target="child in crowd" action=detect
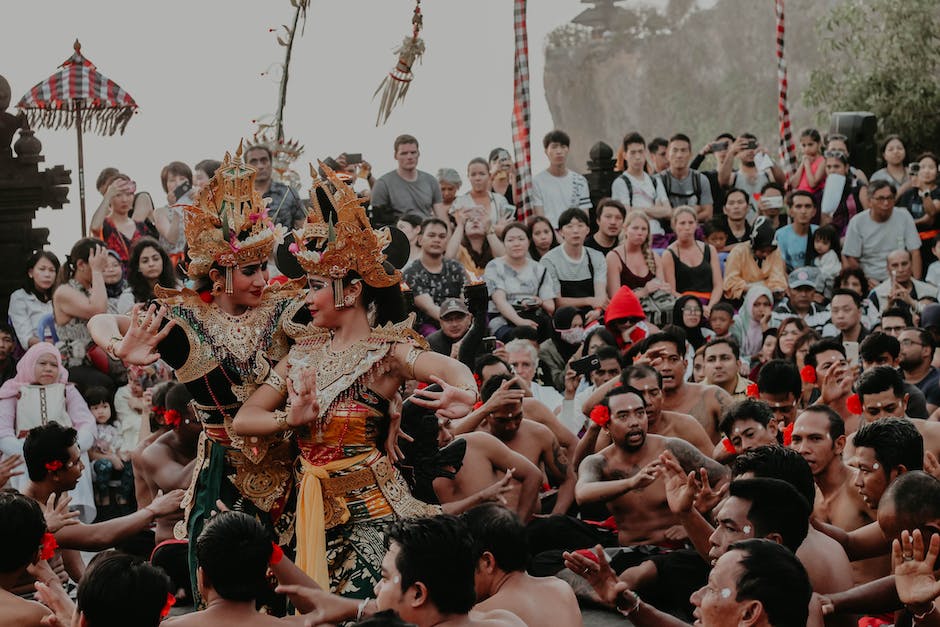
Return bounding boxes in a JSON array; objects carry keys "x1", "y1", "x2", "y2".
[
  {"x1": 84, "y1": 386, "x2": 134, "y2": 508},
  {"x1": 708, "y1": 302, "x2": 735, "y2": 339},
  {"x1": 926, "y1": 233, "x2": 940, "y2": 287},
  {"x1": 703, "y1": 218, "x2": 727, "y2": 251},
  {"x1": 790, "y1": 127, "x2": 826, "y2": 195},
  {"x1": 812, "y1": 224, "x2": 841, "y2": 297}
]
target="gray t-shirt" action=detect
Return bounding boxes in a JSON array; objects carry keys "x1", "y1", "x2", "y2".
[
  {"x1": 842, "y1": 209, "x2": 920, "y2": 283},
  {"x1": 658, "y1": 170, "x2": 713, "y2": 208},
  {"x1": 540, "y1": 245, "x2": 607, "y2": 296},
  {"x1": 370, "y1": 170, "x2": 443, "y2": 226}
]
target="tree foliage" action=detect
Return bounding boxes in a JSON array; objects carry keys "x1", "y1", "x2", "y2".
[{"x1": 804, "y1": 0, "x2": 940, "y2": 156}]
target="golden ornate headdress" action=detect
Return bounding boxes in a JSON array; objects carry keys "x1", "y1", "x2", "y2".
[
  {"x1": 289, "y1": 160, "x2": 400, "y2": 307},
  {"x1": 185, "y1": 141, "x2": 286, "y2": 291}
]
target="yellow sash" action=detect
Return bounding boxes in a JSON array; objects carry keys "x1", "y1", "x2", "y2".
[{"x1": 296, "y1": 452, "x2": 373, "y2": 590}]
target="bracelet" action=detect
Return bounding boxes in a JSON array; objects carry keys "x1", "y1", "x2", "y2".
[
  {"x1": 106, "y1": 336, "x2": 123, "y2": 359},
  {"x1": 457, "y1": 383, "x2": 481, "y2": 403},
  {"x1": 273, "y1": 409, "x2": 289, "y2": 430},
  {"x1": 615, "y1": 589, "x2": 641, "y2": 617},
  {"x1": 357, "y1": 597, "x2": 372, "y2": 622},
  {"x1": 912, "y1": 603, "x2": 939, "y2": 622}
]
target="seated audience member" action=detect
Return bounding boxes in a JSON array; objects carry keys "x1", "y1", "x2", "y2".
[
  {"x1": 504, "y1": 339, "x2": 563, "y2": 413},
  {"x1": 153, "y1": 160, "x2": 194, "y2": 265},
  {"x1": 703, "y1": 337, "x2": 753, "y2": 401},
  {"x1": 0, "y1": 323, "x2": 17, "y2": 385},
  {"x1": 560, "y1": 345, "x2": 623, "y2": 436},
  {"x1": 191, "y1": 159, "x2": 221, "y2": 197},
  {"x1": 843, "y1": 180, "x2": 921, "y2": 284},
  {"x1": 927, "y1": 234, "x2": 940, "y2": 287},
  {"x1": 898, "y1": 327, "x2": 940, "y2": 411},
  {"x1": 731, "y1": 285, "x2": 774, "y2": 368},
  {"x1": 714, "y1": 188, "x2": 753, "y2": 251},
  {"x1": 869, "y1": 249, "x2": 935, "y2": 316},
  {"x1": 775, "y1": 190, "x2": 818, "y2": 272},
  {"x1": 539, "y1": 307, "x2": 585, "y2": 392},
  {"x1": 426, "y1": 298, "x2": 472, "y2": 358},
  {"x1": 830, "y1": 288, "x2": 868, "y2": 344},
  {"x1": 0, "y1": 492, "x2": 52, "y2": 625},
  {"x1": 770, "y1": 267, "x2": 833, "y2": 334},
  {"x1": 102, "y1": 249, "x2": 134, "y2": 315},
  {"x1": 445, "y1": 207, "x2": 506, "y2": 279},
  {"x1": 528, "y1": 216, "x2": 559, "y2": 262},
  {"x1": 722, "y1": 217, "x2": 787, "y2": 303},
  {"x1": 587, "y1": 198, "x2": 626, "y2": 256},
  {"x1": 702, "y1": 217, "x2": 728, "y2": 252},
  {"x1": 84, "y1": 385, "x2": 134, "y2": 509},
  {"x1": 478, "y1": 375, "x2": 575, "y2": 515},
  {"x1": 8, "y1": 250, "x2": 59, "y2": 349},
  {"x1": 484, "y1": 222, "x2": 556, "y2": 342},
  {"x1": 604, "y1": 286, "x2": 655, "y2": 355},
  {"x1": 719, "y1": 399, "x2": 781, "y2": 454},
  {"x1": 834, "y1": 267, "x2": 881, "y2": 331},
  {"x1": 708, "y1": 301, "x2": 734, "y2": 340},
  {"x1": 436, "y1": 167, "x2": 460, "y2": 216},
  {"x1": 772, "y1": 317, "x2": 809, "y2": 364},
  {"x1": 859, "y1": 331, "x2": 929, "y2": 419},
  {"x1": 878, "y1": 307, "x2": 912, "y2": 337},
  {"x1": 540, "y1": 208, "x2": 608, "y2": 322},
  {"x1": 661, "y1": 207, "x2": 723, "y2": 317},
  {"x1": 819, "y1": 149, "x2": 867, "y2": 237},
  {"x1": 671, "y1": 296, "x2": 715, "y2": 359},
  {"x1": 719, "y1": 133, "x2": 786, "y2": 209},
  {"x1": 811, "y1": 225, "x2": 841, "y2": 297},
  {"x1": 402, "y1": 218, "x2": 467, "y2": 334},
  {"x1": 126, "y1": 237, "x2": 178, "y2": 305},
  {"x1": 450, "y1": 158, "x2": 515, "y2": 232},
  {"x1": 463, "y1": 504, "x2": 581, "y2": 626}
]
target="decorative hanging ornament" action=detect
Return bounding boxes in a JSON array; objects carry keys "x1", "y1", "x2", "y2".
[{"x1": 373, "y1": 0, "x2": 424, "y2": 126}]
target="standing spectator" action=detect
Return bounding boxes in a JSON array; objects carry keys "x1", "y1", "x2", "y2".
[
  {"x1": 606, "y1": 210, "x2": 673, "y2": 326},
  {"x1": 90, "y1": 173, "x2": 153, "y2": 267},
  {"x1": 451, "y1": 158, "x2": 514, "y2": 234},
  {"x1": 396, "y1": 212, "x2": 424, "y2": 269},
  {"x1": 484, "y1": 222, "x2": 556, "y2": 341},
  {"x1": 819, "y1": 150, "x2": 866, "y2": 237},
  {"x1": 870, "y1": 135, "x2": 912, "y2": 196},
  {"x1": 370, "y1": 134, "x2": 444, "y2": 226},
  {"x1": 531, "y1": 129, "x2": 592, "y2": 228},
  {"x1": 611, "y1": 132, "x2": 671, "y2": 241},
  {"x1": 775, "y1": 190, "x2": 818, "y2": 272},
  {"x1": 436, "y1": 167, "x2": 462, "y2": 217},
  {"x1": 488, "y1": 147, "x2": 516, "y2": 206},
  {"x1": 896, "y1": 152, "x2": 940, "y2": 266},
  {"x1": 868, "y1": 249, "x2": 935, "y2": 316},
  {"x1": 528, "y1": 216, "x2": 558, "y2": 261},
  {"x1": 191, "y1": 158, "x2": 221, "y2": 197},
  {"x1": 539, "y1": 208, "x2": 607, "y2": 322},
  {"x1": 843, "y1": 180, "x2": 922, "y2": 284},
  {"x1": 153, "y1": 161, "x2": 193, "y2": 268},
  {"x1": 585, "y1": 198, "x2": 625, "y2": 256},
  {"x1": 101, "y1": 250, "x2": 133, "y2": 315},
  {"x1": 0, "y1": 323, "x2": 16, "y2": 385},
  {"x1": 722, "y1": 216, "x2": 788, "y2": 303},
  {"x1": 52, "y1": 239, "x2": 114, "y2": 392},
  {"x1": 691, "y1": 132, "x2": 735, "y2": 217},
  {"x1": 658, "y1": 133, "x2": 714, "y2": 221},
  {"x1": 244, "y1": 144, "x2": 304, "y2": 231},
  {"x1": 788, "y1": 128, "x2": 826, "y2": 196},
  {"x1": 648, "y1": 136, "x2": 669, "y2": 173},
  {"x1": 770, "y1": 267, "x2": 833, "y2": 334},
  {"x1": 402, "y1": 218, "x2": 467, "y2": 333},
  {"x1": 898, "y1": 327, "x2": 940, "y2": 410},
  {"x1": 661, "y1": 206, "x2": 723, "y2": 317},
  {"x1": 126, "y1": 238, "x2": 178, "y2": 305},
  {"x1": 8, "y1": 250, "x2": 59, "y2": 349},
  {"x1": 446, "y1": 207, "x2": 505, "y2": 279}
]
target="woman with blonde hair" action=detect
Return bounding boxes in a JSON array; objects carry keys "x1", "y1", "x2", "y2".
[
  {"x1": 661, "y1": 206, "x2": 723, "y2": 318},
  {"x1": 606, "y1": 210, "x2": 674, "y2": 325}
]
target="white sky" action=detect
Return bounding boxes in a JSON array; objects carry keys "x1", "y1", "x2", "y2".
[{"x1": 4, "y1": 0, "x2": 588, "y2": 256}]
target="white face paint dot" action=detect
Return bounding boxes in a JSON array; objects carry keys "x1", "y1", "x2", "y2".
[
  {"x1": 742, "y1": 525, "x2": 752, "y2": 535},
  {"x1": 873, "y1": 462, "x2": 880, "y2": 470},
  {"x1": 721, "y1": 588, "x2": 732, "y2": 599},
  {"x1": 392, "y1": 575, "x2": 401, "y2": 584}
]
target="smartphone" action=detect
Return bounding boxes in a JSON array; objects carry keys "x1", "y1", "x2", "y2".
[
  {"x1": 345, "y1": 153, "x2": 363, "y2": 165},
  {"x1": 571, "y1": 354, "x2": 601, "y2": 376},
  {"x1": 909, "y1": 163, "x2": 921, "y2": 175},
  {"x1": 745, "y1": 139, "x2": 758, "y2": 150},
  {"x1": 482, "y1": 336, "x2": 497, "y2": 353},
  {"x1": 710, "y1": 141, "x2": 729, "y2": 152},
  {"x1": 843, "y1": 341, "x2": 859, "y2": 365},
  {"x1": 173, "y1": 180, "x2": 192, "y2": 201}
]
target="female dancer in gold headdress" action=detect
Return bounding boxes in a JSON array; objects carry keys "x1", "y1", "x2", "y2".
[
  {"x1": 88, "y1": 144, "x2": 303, "y2": 595},
  {"x1": 233, "y1": 163, "x2": 477, "y2": 598}
]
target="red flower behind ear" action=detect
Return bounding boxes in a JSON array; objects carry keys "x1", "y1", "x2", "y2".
[
  {"x1": 44, "y1": 460, "x2": 63, "y2": 472},
  {"x1": 39, "y1": 533, "x2": 58, "y2": 560},
  {"x1": 589, "y1": 405, "x2": 610, "y2": 427},
  {"x1": 269, "y1": 542, "x2": 284, "y2": 566},
  {"x1": 721, "y1": 437, "x2": 736, "y2": 454},
  {"x1": 160, "y1": 593, "x2": 176, "y2": 618},
  {"x1": 472, "y1": 401, "x2": 483, "y2": 410},
  {"x1": 800, "y1": 365, "x2": 817, "y2": 384},
  {"x1": 473, "y1": 373, "x2": 482, "y2": 389},
  {"x1": 746, "y1": 383, "x2": 759, "y2": 398},
  {"x1": 162, "y1": 409, "x2": 181, "y2": 429},
  {"x1": 847, "y1": 394, "x2": 863, "y2": 415},
  {"x1": 782, "y1": 422, "x2": 795, "y2": 447},
  {"x1": 198, "y1": 290, "x2": 214, "y2": 304}
]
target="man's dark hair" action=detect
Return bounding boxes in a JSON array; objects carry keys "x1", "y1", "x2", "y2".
[
  {"x1": 799, "y1": 404, "x2": 846, "y2": 442},
  {"x1": 728, "y1": 478, "x2": 810, "y2": 553},
  {"x1": 668, "y1": 133, "x2": 692, "y2": 147},
  {"x1": 731, "y1": 446, "x2": 815, "y2": 507},
  {"x1": 789, "y1": 190, "x2": 816, "y2": 207},
  {"x1": 704, "y1": 336, "x2": 741, "y2": 360},
  {"x1": 508, "y1": 325, "x2": 539, "y2": 344},
  {"x1": 0, "y1": 491, "x2": 46, "y2": 573},
  {"x1": 869, "y1": 179, "x2": 897, "y2": 197},
  {"x1": 881, "y1": 307, "x2": 914, "y2": 328},
  {"x1": 726, "y1": 539, "x2": 812, "y2": 627},
  {"x1": 622, "y1": 132, "x2": 646, "y2": 150},
  {"x1": 756, "y1": 360, "x2": 801, "y2": 399},
  {"x1": 394, "y1": 134, "x2": 420, "y2": 152},
  {"x1": 543, "y1": 129, "x2": 571, "y2": 149},
  {"x1": 557, "y1": 208, "x2": 590, "y2": 229},
  {"x1": 23, "y1": 422, "x2": 76, "y2": 481},
  {"x1": 244, "y1": 144, "x2": 273, "y2": 161},
  {"x1": 711, "y1": 301, "x2": 736, "y2": 318},
  {"x1": 831, "y1": 288, "x2": 861, "y2": 309},
  {"x1": 473, "y1": 354, "x2": 510, "y2": 379},
  {"x1": 77, "y1": 551, "x2": 172, "y2": 627},
  {"x1": 195, "y1": 511, "x2": 274, "y2": 602},
  {"x1": 194, "y1": 159, "x2": 221, "y2": 179},
  {"x1": 856, "y1": 365, "x2": 906, "y2": 402},
  {"x1": 481, "y1": 374, "x2": 521, "y2": 403},
  {"x1": 602, "y1": 384, "x2": 647, "y2": 409},
  {"x1": 881, "y1": 471, "x2": 940, "y2": 532},
  {"x1": 644, "y1": 331, "x2": 686, "y2": 358},
  {"x1": 853, "y1": 418, "x2": 923, "y2": 477},
  {"x1": 594, "y1": 345, "x2": 621, "y2": 365},
  {"x1": 760, "y1": 181, "x2": 785, "y2": 197},
  {"x1": 461, "y1": 504, "x2": 527, "y2": 573},
  {"x1": 622, "y1": 363, "x2": 663, "y2": 388},
  {"x1": 596, "y1": 198, "x2": 627, "y2": 219},
  {"x1": 386, "y1": 515, "x2": 476, "y2": 615},
  {"x1": 904, "y1": 327, "x2": 935, "y2": 351},
  {"x1": 860, "y1": 332, "x2": 901, "y2": 362},
  {"x1": 804, "y1": 338, "x2": 845, "y2": 369},
  {"x1": 719, "y1": 399, "x2": 776, "y2": 437},
  {"x1": 648, "y1": 137, "x2": 668, "y2": 154},
  {"x1": 419, "y1": 217, "x2": 449, "y2": 236}
]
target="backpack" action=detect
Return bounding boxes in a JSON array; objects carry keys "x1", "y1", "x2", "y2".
[
  {"x1": 618, "y1": 171, "x2": 658, "y2": 206},
  {"x1": 658, "y1": 170, "x2": 702, "y2": 207}
]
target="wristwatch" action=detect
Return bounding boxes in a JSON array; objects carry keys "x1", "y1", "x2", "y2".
[{"x1": 921, "y1": 189, "x2": 931, "y2": 199}]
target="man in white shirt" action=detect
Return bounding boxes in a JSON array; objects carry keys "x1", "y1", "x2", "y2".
[
  {"x1": 610, "y1": 132, "x2": 671, "y2": 238},
  {"x1": 505, "y1": 339, "x2": 563, "y2": 414},
  {"x1": 531, "y1": 129, "x2": 592, "y2": 228}
]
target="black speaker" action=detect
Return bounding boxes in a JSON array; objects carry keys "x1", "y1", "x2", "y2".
[{"x1": 829, "y1": 112, "x2": 878, "y2": 176}]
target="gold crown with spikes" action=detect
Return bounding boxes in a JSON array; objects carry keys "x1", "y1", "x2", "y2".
[
  {"x1": 185, "y1": 141, "x2": 286, "y2": 282},
  {"x1": 290, "y1": 160, "x2": 400, "y2": 301}
]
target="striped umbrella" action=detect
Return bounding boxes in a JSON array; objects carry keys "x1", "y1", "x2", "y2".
[
  {"x1": 17, "y1": 39, "x2": 138, "y2": 235},
  {"x1": 511, "y1": 0, "x2": 534, "y2": 223}
]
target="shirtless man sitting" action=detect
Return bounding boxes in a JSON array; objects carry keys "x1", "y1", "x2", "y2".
[
  {"x1": 576, "y1": 386, "x2": 727, "y2": 548},
  {"x1": 789, "y1": 405, "x2": 887, "y2": 585},
  {"x1": 477, "y1": 375, "x2": 576, "y2": 515},
  {"x1": 0, "y1": 492, "x2": 51, "y2": 626},
  {"x1": 463, "y1": 504, "x2": 582, "y2": 626},
  {"x1": 638, "y1": 332, "x2": 733, "y2": 442},
  {"x1": 575, "y1": 364, "x2": 713, "y2": 470}
]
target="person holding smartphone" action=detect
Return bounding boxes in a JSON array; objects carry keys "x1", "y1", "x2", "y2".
[
  {"x1": 451, "y1": 157, "x2": 516, "y2": 237},
  {"x1": 153, "y1": 161, "x2": 194, "y2": 268},
  {"x1": 717, "y1": 133, "x2": 786, "y2": 220}
]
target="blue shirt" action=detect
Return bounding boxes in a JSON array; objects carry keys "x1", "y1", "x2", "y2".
[{"x1": 775, "y1": 224, "x2": 817, "y2": 272}]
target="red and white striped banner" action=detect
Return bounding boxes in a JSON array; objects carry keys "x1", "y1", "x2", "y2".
[
  {"x1": 775, "y1": 0, "x2": 797, "y2": 182},
  {"x1": 511, "y1": 0, "x2": 534, "y2": 222}
]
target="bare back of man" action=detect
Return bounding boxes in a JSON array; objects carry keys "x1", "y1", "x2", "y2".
[
  {"x1": 164, "y1": 607, "x2": 302, "y2": 627},
  {"x1": 795, "y1": 528, "x2": 857, "y2": 627},
  {"x1": 0, "y1": 589, "x2": 49, "y2": 627},
  {"x1": 474, "y1": 572, "x2": 582, "y2": 627},
  {"x1": 138, "y1": 431, "x2": 196, "y2": 543},
  {"x1": 664, "y1": 382, "x2": 730, "y2": 444}
]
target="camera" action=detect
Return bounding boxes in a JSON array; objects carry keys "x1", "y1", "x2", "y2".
[{"x1": 710, "y1": 141, "x2": 729, "y2": 152}]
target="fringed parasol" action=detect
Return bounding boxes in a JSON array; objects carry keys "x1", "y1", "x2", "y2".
[
  {"x1": 17, "y1": 39, "x2": 138, "y2": 235},
  {"x1": 373, "y1": 0, "x2": 425, "y2": 126}
]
